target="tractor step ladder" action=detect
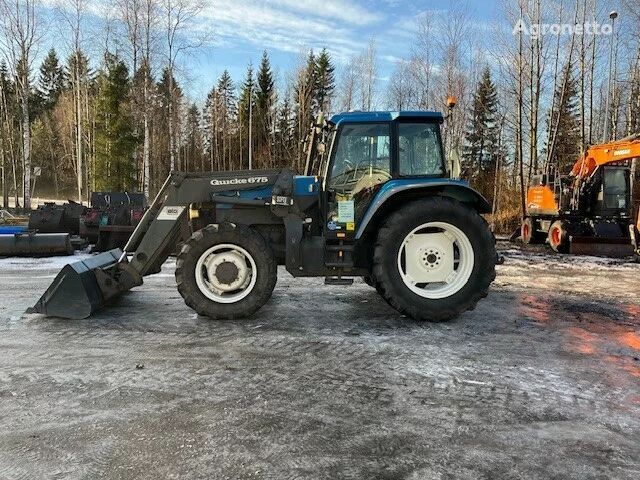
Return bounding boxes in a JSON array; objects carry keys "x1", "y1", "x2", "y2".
[
  {"x1": 324, "y1": 277, "x2": 354, "y2": 286},
  {"x1": 324, "y1": 241, "x2": 354, "y2": 285}
]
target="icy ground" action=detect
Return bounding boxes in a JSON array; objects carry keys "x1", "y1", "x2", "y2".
[{"x1": 0, "y1": 243, "x2": 639, "y2": 479}]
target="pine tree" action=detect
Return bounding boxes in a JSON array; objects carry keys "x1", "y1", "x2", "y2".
[
  {"x1": 547, "y1": 68, "x2": 581, "y2": 174},
  {"x1": 276, "y1": 91, "x2": 294, "y2": 166},
  {"x1": 463, "y1": 67, "x2": 499, "y2": 200},
  {"x1": 156, "y1": 68, "x2": 183, "y2": 173},
  {"x1": 203, "y1": 84, "x2": 219, "y2": 169},
  {"x1": 94, "y1": 53, "x2": 138, "y2": 191},
  {"x1": 182, "y1": 103, "x2": 203, "y2": 171},
  {"x1": 256, "y1": 51, "x2": 275, "y2": 163},
  {"x1": 37, "y1": 49, "x2": 66, "y2": 113},
  {"x1": 217, "y1": 70, "x2": 236, "y2": 170},
  {"x1": 314, "y1": 48, "x2": 335, "y2": 113},
  {"x1": 237, "y1": 63, "x2": 255, "y2": 169}
]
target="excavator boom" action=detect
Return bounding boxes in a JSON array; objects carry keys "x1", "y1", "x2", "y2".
[{"x1": 571, "y1": 135, "x2": 640, "y2": 178}]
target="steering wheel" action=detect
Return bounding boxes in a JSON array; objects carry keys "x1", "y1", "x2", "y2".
[{"x1": 351, "y1": 168, "x2": 392, "y2": 197}]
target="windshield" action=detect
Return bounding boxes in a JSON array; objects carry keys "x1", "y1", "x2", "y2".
[{"x1": 328, "y1": 123, "x2": 391, "y2": 197}]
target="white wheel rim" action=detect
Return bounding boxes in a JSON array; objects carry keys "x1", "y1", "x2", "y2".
[
  {"x1": 195, "y1": 244, "x2": 257, "y2": 304},
  {"x1": 396, "y1": 222, "x2": 474, "y2": 299}
]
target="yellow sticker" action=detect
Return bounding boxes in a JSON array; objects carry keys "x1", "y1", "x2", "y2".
[{"x1": 346, "y1": 222, "x2": 355, "y2": 231}]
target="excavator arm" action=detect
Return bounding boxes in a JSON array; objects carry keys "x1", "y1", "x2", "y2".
[{"x1": 571, "y1": 135, "x2": 640, "y2": 179}]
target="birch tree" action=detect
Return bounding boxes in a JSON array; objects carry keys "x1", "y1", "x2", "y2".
[
  {"x1": 358, "y1": 38, "x2": 377, "y2": 111},
  {"x1": 58, "y1": 0, "x2": 87, "y2": 203},
  {"x1": 161, "y1": 0, "x2": 204, "y2": 172},
  {"x1": 0, "y1": 0, "x2": 40, "y2": 210}
]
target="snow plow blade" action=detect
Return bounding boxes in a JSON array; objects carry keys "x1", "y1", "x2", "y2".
[
  {"x1": 27, "y1": 249, "x2": 142, "y2": 319},
  {"x1": 570, "y1": 237, "x2": 635, "y2": 258}
]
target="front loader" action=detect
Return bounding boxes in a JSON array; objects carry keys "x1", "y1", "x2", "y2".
[{"x1": 30, "y1": 111, "x2": 497, "y2": 322}]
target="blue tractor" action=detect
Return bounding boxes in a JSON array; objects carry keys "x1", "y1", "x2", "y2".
[{"x1": 30, "y1": 111, "x2": 496, "y2": 322}]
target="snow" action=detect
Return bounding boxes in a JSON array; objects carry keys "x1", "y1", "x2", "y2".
[{"x1": 0, "y1": 251, "x2": 93, "y2": 272}]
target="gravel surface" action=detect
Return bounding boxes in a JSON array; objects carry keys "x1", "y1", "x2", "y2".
[{"x1": 1, "y1": 242, "x2": 639, "y2": 479}]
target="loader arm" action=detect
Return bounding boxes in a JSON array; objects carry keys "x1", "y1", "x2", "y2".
[{"x1": 29, "y1": 170, "x2": 287, "y2": 319}]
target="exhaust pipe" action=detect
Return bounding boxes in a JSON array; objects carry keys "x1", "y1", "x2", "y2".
[{"x1": 27, "y1": 249, "x2": 142, "y2": 319}]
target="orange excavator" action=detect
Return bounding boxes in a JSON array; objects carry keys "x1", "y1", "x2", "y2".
[{"x1": 522, "y1": 134, "x2": 640, "y2": 257}]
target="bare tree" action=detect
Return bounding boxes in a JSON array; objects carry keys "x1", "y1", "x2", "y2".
[
  {"x1": 141, "y1": 0, "x2": 158, "y2": 197},
  {"x1": 387, "y1": 61, "x2": 416, "y2": 110},
  {"x1": 57, "y1": 0, "x2": 87, "y2": 203},
  {"x1": 436, "y1": 3, "x2": 471, "y2": 157},
  {"x1": 338, "y1": 55, "x2": 358, "y2": 112},
  {"x1": 411, "y1": 14, "x2": 436, "y2": 109},
  {"x1": 0, "y1": 0, "x2": 41, "y2": 210},
  {"x1": 545, "y1": 0, "x2": 581, "y2": 167},
  {"x1": 527, "y1": 0, "x2": 545, "y2": 178},
  {"x1": 119, "y1": 0, "x2": 159, "y2": 197},
  {"x1": 161, "y1": 0, "x2": 204, "y2": 172},
  {"x1": 358, "y1": 38, "x2": 377, "y2": 111},
  {"x1": 0, "y1": 74, "x2": 9, "y2": 208}
]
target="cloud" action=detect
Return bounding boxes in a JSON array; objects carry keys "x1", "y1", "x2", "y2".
[
  {"x1": 200, "y1": 0, "x2": 372, "y2": 60},
  {"x1": 268, "y1": 0, "x2": 384, "y2": 26}
]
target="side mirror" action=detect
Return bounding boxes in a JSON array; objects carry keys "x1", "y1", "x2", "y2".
[{"x1": 447, "y1": 149, "x2": 461, "y2": 179}]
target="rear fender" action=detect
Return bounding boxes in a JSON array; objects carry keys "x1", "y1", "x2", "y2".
[{"x1": 355, "y1": 179, "x2": 491, "y2": 239}]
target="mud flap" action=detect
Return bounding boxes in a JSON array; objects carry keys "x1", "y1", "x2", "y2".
[{"x1": 27, "y1": 249, "x2": 142, "y2": 319}]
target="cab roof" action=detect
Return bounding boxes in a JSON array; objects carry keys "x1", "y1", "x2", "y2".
[{"x1": 329, "y1": 111, "x2": 444, "y2": 126}]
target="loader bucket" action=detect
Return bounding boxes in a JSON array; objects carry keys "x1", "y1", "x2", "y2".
[
  {"x1": 27, "y1": 249, "x2": 128, "y2": 319},
  {"x1": 570, "y1": 236, "x2": 634, "y2": 258}
]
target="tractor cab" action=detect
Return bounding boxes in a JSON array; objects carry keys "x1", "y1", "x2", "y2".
[{"x1": 304, "y1": 111, "x2": 447, "y2": 238}]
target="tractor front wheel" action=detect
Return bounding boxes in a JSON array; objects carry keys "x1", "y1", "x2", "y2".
[
  {"x1": 175, "y1": 223, "x2": 277, "y2": 319},
  {"x1": 372, "y1": 197, "x2": 496, "y2": 322}
]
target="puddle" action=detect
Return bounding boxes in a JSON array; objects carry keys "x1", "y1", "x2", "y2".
[{"x1": 516, "y1": 293, "x2": 640, "y2": 381}]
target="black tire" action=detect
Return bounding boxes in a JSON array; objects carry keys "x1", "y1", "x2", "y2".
[
  {"x1": 363, "y1": 273, "x2": 387, "y2": 297},
  {"x1": 175, "y1": 223, "x2": 277, "y2": 319},
  {"x1": 548, "y1": 220, "x2": 570, "y2": 253},
  {"x1": 521, "y1": 217, "x2": 545, "y2": 244},
  {"x1": 372, "y1": 197, "x2": 496, "y2": 322}
]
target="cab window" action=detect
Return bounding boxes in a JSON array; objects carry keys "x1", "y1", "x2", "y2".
[
  {"x1": 398, "y1": 123, "x2": 444, "y2": 176},
  {"x1": 328, "y1": 123, "x2": 391, "y2": 199}
]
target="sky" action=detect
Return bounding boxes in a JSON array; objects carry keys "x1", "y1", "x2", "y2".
[
  {"x1": 33, "y1": 0, "x2": 631, "y2": 102},
  {"x1": 32, "y1": 0, "x2": 500, "y2": 101},
  {"x1": 189, "y1": 0, "x2": 500, "y2": 98}
]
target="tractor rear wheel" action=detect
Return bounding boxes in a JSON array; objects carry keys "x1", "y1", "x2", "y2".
[
  {"x1": 521, "y1": 217, "x2": 545, "y2": 244},
  {"x1": 175, "y1": 223, "x2": 277, "y2": 319},
  {"x1": 372, "y1": 197, "x2": 496, "y2": 322},
  {"x1": 548, "y1": 220, "x2": 570, "y2": 253},
  {"x1": 363, "y1": 273, "x2": 387, "y2": 297}
]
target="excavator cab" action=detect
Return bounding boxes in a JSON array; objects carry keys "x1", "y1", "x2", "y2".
[{"x1": 599, "y1": 166, "x2": 631, "y2": 214}]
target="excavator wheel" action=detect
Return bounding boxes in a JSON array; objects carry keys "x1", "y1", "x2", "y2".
[
  {"x1": 548, "y1": 220, "x2": 570, "y2": 253},
  {"x1": 175, "y1": 223, "x2": 277, "y2": 319},
  {"x1": 521, "y1": 217, "x2": 545, "y2": 244}
]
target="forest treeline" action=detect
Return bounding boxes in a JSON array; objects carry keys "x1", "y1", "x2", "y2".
[{"x1": 0, "y1": 0, "x2": 639, "y2": 233}]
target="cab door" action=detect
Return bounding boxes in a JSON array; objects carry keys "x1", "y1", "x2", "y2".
[{"x1": 324, "y1": 122, "x2": 392, "y2": 235}]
